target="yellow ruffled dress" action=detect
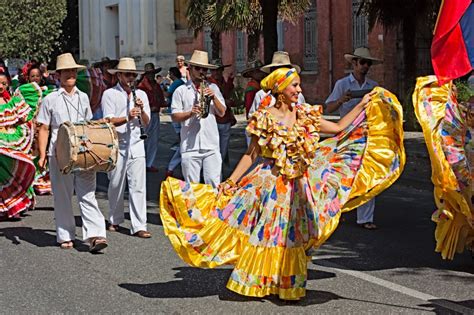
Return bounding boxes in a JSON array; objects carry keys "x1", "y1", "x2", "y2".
[
  {"x1": 160, "y1": 87, "x2": 405, "y2": 300},
  {"x1": 413, "y1": 76, "x2": 474, "y2": 260}
]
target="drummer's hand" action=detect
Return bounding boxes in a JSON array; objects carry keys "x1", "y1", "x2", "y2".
[
  {"x1": 129, "y1": 107, "x2": 141, "y2": 119},
  {"x1": 38, "y1": 156, "x2": 47, "y2": 171},
  {"x1": 135, "y1": 98, "x2": 144, "y2": 109}
]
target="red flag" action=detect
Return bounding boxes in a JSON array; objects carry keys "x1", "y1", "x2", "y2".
[{"x1": 431, "y1": 0, "x2": 474, "y2": 84}]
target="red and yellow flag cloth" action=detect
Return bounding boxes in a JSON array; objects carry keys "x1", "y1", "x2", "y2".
[{"x1": 431, "y1": 0, "x2": 474, "y2": 85}]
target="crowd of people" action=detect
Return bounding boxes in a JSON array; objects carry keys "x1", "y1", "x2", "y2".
[{"x1": 0, "y1": 46, "x2": 472, "y2": 301}]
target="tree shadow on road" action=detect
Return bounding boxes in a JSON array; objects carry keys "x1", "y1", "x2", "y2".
[
  {"x1": 119, "y1": 266, "x2": 338, "y2": 306},
  {"x1": 0, "y1": 227, "x2": 57, "y2": 247}
]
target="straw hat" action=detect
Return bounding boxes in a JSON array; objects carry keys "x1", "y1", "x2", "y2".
[
  {"x1": 108, "y1": 57, "x2": 145, "y2": 74},
  {"x1": 242, "y1": 59, "x2": 264, "y2": 78},
  {"x1": 344, "y1": 47, "x2": 383, "y2": 64},
  {"x1": 187, "y1": 50, "x2": 218, "y2": 69},
  {"x1": 260, "y1": 51, "x2": 301, "y2": 73},
  {"x1": 55, "y1": 53, "x2": 86, "y2": 71}
]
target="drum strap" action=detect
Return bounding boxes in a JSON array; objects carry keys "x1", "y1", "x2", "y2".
[{"x1": 62, "y1": 94, "x2": 87, "y2": 122}]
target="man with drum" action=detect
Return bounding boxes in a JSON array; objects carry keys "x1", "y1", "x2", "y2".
[
  {"x1": 36, "y1": 53, "x2": 108, "y2": 253},
  {"x1": 171, "y1": 50, "x2": 226, "y2": 188},
  {"x1": 101, "y1": 57, "x2": 152, "y2": 238}
]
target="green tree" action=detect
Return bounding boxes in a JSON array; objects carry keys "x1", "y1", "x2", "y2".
[
  {"x1": 0, "y1": 0, "x2": 67, "y2": 62},
  {"x1": 186, "y1": 0, "x2": 311, "y2": 63}
]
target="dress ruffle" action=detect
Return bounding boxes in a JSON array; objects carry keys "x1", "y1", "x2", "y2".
[
  {"x1": 0, "y1": 149, "x2": 36, "y2": 217},
  {"x1": 246, "y1": 104, "x2": 321, "y2": 179},
  {"x1": 160, "y1": 87, "x2": 405, "y2": 300},
  {"x1": 413, "y1": 75, "x2": 474, "y2": 260}
]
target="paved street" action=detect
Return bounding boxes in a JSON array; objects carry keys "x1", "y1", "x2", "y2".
[{"x1": 1, "y1": 114, "x2": 473, "y2": 314}]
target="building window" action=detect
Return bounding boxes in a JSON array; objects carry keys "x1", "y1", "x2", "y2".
[
  {"x1": 235, "y1": 31, "x2": 245, "y2": 73},
  {"x1": 204, "y1": 27, "x2": 212, "y2": 57},
  {"x1": 352, "y1": 0, "x2": 368, "y2": 49},
  {"x1": 303, "y1": 1, "x2": 317, "y2": 71}
]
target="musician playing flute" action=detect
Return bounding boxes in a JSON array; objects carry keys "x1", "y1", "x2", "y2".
[
  {"x1": 36, "y1": 53, "x2": 108, "y2": 252},
  {"x1": 171, "y1": 50, "x2": 226, "y2": 188},
  {"x1": 101, "y1": 57, "x2": 152, "y2": 238}
]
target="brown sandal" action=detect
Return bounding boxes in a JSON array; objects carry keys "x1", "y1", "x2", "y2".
[{"x1": 89, "y1": 237, "x2": 108, "y2": 253}]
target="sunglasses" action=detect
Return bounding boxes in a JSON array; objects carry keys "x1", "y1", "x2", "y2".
[
  {"x1": 358, "y1": 59, "x2": 372, "y2": 66},
  {"x1": 192, "y1": 66, "x2": 207, "y2": 72},
  {"x1": 123, "y1": 72, "x2": 138, "y2": 77}
]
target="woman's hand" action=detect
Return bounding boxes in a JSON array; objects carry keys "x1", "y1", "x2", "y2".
[
  {"x1": 217, "y1": 178, "x2": 239, "y2": 199},
  {"x1": 358, "y1": 91, "x2": 377, "y2": 108},
  {"x1": 38, "y1": 155, "x2": 47, "y2": 171}
]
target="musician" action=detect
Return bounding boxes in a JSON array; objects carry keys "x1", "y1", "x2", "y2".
[
  {"x1": 171, "y1": 50, "x2": 226, "y2": 188},
  {"x1": 101, "y1": 57, "x2": 152, "y2": 238},
  {"x1": 36, "y1": 53, "x2": 108, "y2": 252},
  {"x1": 325, "y1": 47, "x2": 382, "y2": 230}
]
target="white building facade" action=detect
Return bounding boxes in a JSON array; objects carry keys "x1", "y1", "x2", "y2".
[{"x1": 79, "y1": 0, "x2": 176, "y2": 68}]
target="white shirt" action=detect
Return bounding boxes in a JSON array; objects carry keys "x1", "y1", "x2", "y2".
[
  {"x1": 101, "y1": 83, "x2": 151, "y2": 158},
  {"x1": 36, "y1": 87, "x2": 92, "y2": 156},
  {"x1": 171, "y1": 80, "x2": 226, "y2": 153},
  {"x1": 325, "y1": 73, "x2": 378, "y2": 117},
  {"x1": 248, "y1": 89, "x2": 306, "y2": 117}
]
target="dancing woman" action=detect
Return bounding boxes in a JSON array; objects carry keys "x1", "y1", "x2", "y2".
[
  {"x1": 413, "y1": 76, "x2": 474, "y2": 260},
  {"x1": 20, "y1": 62, "x2": 54, "y2": 195},
  {"x1": 0, "y1": 68, "x2": 43, "y2": 219},
  {"x1": 160, "y1": 68, "x2": 405, "y2": 300}
]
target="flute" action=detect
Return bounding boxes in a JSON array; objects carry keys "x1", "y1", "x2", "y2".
[{"x1": 129, "y1": 83, "x2": 148, "y2": 140}]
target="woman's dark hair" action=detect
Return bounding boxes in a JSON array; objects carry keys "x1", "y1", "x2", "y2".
[
  {"x1": 0, "y1": 59, "x2": 11, "y2": 83},
  {"x1": 169, "y1": 67, "x2": 181, "y2": 79}
]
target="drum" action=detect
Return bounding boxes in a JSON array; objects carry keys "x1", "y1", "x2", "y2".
[{"x1": 56, "y1": 121, "x2": 118, "y2": 174}]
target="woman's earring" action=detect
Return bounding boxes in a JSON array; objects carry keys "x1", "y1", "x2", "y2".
[{"x1": 277, "y1": 94, "x2": 285, "y2": 107}]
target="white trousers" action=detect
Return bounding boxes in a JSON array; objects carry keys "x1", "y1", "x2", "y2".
[
  {"x1": 217, "y1": 122, "x2": 231, "y2": 161},
  {"x1": 107, "y1": 151, "x2": 147, "y2": 234},
  {"x1": 145, "y1": 112, "x2": 160, "y2": 168},
  {"x1": 49, "y1": 157, "x2": 106, "y2": 243},
  {"x1": 181, "y1": 149, "x2": 222, "y2": 188},
  {"x1": 356, "y1": 198, "x2": 375, "y2": 224}
]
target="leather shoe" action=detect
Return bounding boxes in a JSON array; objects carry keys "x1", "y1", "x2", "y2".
[{"x1": 133, "y1": 230, "x2": 152, "y2": 238}]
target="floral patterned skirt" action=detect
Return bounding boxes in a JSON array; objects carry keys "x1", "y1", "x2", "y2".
[
  {"x1": 160, "y1": 88, "x2": 405, "y2": 300},
  {"x1": 413, "y1": 76, "x2": 474, "y2": 260}
]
